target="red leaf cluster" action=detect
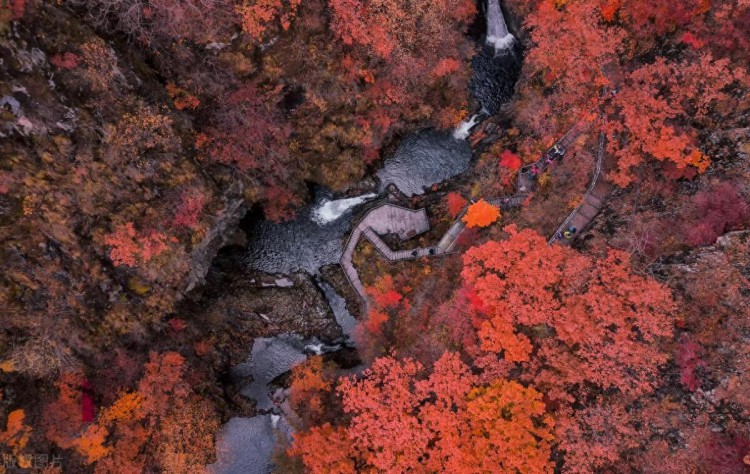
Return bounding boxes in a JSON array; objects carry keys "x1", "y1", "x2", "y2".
[
  {"x1": 499, "y1": 150, "x2": 522, "y2": 171},
  {"x1": 172, "y1": 190, "x2": 208, "y2": 229},
  {"x1": 50, "y1": 52, "x2": 80, "y2": 69},
  {"x1": 683, "y1": 182, "x2": 750, "y2": 246},
  {"x1": 445, "y1": 192, "x2": 468, "y2": 218},
  {"x1": 677, "y1": 335, "x2": 705, "y2": 392},
  {"x1": 103, "y1": 222, "x2": 169, "y2": 267}
]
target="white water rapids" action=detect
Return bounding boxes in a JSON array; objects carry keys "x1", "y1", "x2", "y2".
[
  {"x1": 311, "y1": 193, "x2": 377, "y2": 225},
  {"x1": 453, "y1": 114, "x2": 480, "y2": 140},
  {"x1": 486, "y1": 0, "x2": 515, "y2": 52}
]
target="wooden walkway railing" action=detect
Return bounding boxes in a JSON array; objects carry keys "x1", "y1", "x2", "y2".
[
  {"x1": 363, "y1": 228, "x2": 440, "y2": 261},
  {"x1": 340, "y1": 120, "x2": 609, "y2": 309},
  {"x1": 548, "y1": 132, "x2": 609, "y2": 245},
  {"x1": 339, "y1": 204, "x2": 441, "y2": 312}
]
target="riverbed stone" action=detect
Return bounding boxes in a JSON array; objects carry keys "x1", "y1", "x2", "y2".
[{"x1": 201, "y1": 268, "x2": 342, "y2": 342}]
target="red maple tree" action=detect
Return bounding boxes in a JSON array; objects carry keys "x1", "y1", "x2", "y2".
[
  {"x1": 445, "y1": 192, "x2": 468, "y2": 218},
  {"x1": 462, "y1": 225, "x2": 675, "y2": 400}
]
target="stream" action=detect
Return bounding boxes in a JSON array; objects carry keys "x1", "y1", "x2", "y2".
[
  {"x1": 241, "y1": 189, "x2": 368, "y2": 276},
  {"x1": 242, "y1": 127, "x2": 475, "y2": 276},
  {"x1": 376, "y1": 130, "x2": 473, "y2": 196},
  {"x1": 210, "y1": 2, "x2": 521, "y2": 472}
]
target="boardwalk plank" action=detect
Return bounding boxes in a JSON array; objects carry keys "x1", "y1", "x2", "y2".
[{"x1": 586, "y1": 194, "x2": 603, "y2": 208}]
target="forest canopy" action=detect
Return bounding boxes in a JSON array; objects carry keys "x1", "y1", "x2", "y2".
[{"x1": 1, "y1": 0, "x2": 749, "y2": 472}]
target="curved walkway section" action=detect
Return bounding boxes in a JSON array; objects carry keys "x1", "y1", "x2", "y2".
[
  {"x1": 341, "y1": 122, "x2": 610, "y2": 309},
  {"x1": 340, "y1": 205, "x2": 439, "y2": 310}
]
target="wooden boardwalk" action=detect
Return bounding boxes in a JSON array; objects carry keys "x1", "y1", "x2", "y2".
[
  {"x1": 340, "y1": 205, "x2": 443, "y2": 310},
  {"x1": 549, "y1": 132, "x2": 611, "y2": 245},
  {"x1": 340, "y1": 120, "x2": 609, "y2": 309}
]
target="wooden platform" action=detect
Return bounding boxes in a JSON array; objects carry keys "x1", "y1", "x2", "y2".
[
  {"x1": 360, "y1": 205, "x2": 430, "y2": 239},
  {"x1": 340, "y1": 204, "x2": 442, "y2": 311}
]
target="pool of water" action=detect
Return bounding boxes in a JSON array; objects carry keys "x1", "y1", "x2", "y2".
[{"x1": 376, "y1": 130, "x2": 473, "y2": 197}]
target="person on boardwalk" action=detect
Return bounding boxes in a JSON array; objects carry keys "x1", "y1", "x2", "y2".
[
  {"x1": 551, "y1": 143, "x2": 564, "y2": 158},
  {"x1": 563, "y1": 226, "x2": 577, "y2": 239},
  {"x1": 529, "y1": 164, "x2": 540, "y2": 179}
]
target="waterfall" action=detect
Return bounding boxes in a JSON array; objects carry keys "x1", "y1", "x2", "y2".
[
  {"x1": 453, "y1": 114, "x2": 479, "y2": 140},
  {"x1": 486, "y1": 0, "x2": 515, "y2": 52},
  {"x1": 311, "y1": 193, "x2": 377, "y2": 225}
]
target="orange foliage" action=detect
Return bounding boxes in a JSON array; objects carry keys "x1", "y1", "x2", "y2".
[
  {"x1": 44, "y1": 352, "x2": 216, "y2": 472},
  {"x1": 43, "y1": 376, "x2": 98, "y2": 460},
  {"x1": 319, "y1": 0, "x2": 476, "y2": 153},
  {"x1": 290, "y1": 356, "x2": 331, "y2": 401},
  {"x1": 499, "y1": 150, "x2": 523, "y2": 171},
  {"x1": 463, "y1": 199, "x2": 500, "y2": 228},
  {"x1": 101, "y1": 393, "x2": 143, "y2": 424},
  {"x1": 236, "y1": 0, "x2": 302, "y2": 41},
  {"x1": 136, "y1": 352, "x2": 189, "y2": 415},
  {"x1": 328, "y1": 0, "x2": 475, "y2": 60},
  {"x1": 43, "y1": 372, "x2": 85, "y2": 450},
  {"x1": 365, "y1": 275, "x2": 407, "y2": 310},
  {"x1": 461, "y1": 225, "x2": 675, "y2": 401},
  {"x1": 166, "y1": 83, "x2": 200, "y2": 110},
  {"x1": 154, "y1": 398, "x2": 219, "y2": 474},
  {"x1": 289, "y1": 423, "x2": 357, "y2": 474},
  {"x1": 372, "y1": 289, "x2": 402, "y2": 309},
  {"x1": 363, "y1": 310, "x2": 388, "y2": 336},
  {"x1": 1, "y1": 409, "x2": 31, "y2": 455},
  {"x1": 289, "y1": 356, "x2": 334, "y2": 423},
  {"x1": 74, "y1": 424, "x2": 110, "y2": 464},
  {"x1": 431, "y1": 58, "x2": 462, "y2": 77},
  {"x1": 600, "y1": 0, "x2": 622, "y2": 21},
  {"x1": 104, "y1": 108, "x2": 179, "y2": 162},
  {"x1": 525, "y1": 0, "x2": 624, "y2": 103},
  {"x1": 357, "y1": 275, "x2": 412, "y2": 360},
  {"x1": 605, "y1": 54, "x2": 739, "y2": 185},
  {"x1": 291, "y1": 352, "x2": 554, "y2": 473},
  {"x1": 104, "y1": 222, "x2": 170, "y2": 267},
  {"x1": 460, "y1": 380, "x2": 554, "y2": 472},
  {"x1": 518, "y1": 0, "x2": 747, "y2": 185}
]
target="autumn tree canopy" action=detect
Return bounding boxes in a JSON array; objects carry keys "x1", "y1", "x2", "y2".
[
  {"x1": 604, "y1": 53, "x2": 744, "y2": 186},
  {"x1": 4, "y1": 0, "x2": 749, "y2": 472},
  {"x1": 514, "y1": 0, "x2": 748, "y2": 185},
  {"x1": 290, "y1": 352, "x2": 554, "y2": 473},
  {"x1": 43, "y1": 353, "x2": 219, "y2": 473},
  {"x1": 461, "y1": 225, "x2": 675, "y2": 400},
  {"x1": 463, "y1": 200, "x2": 501, "y2": 228}
]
